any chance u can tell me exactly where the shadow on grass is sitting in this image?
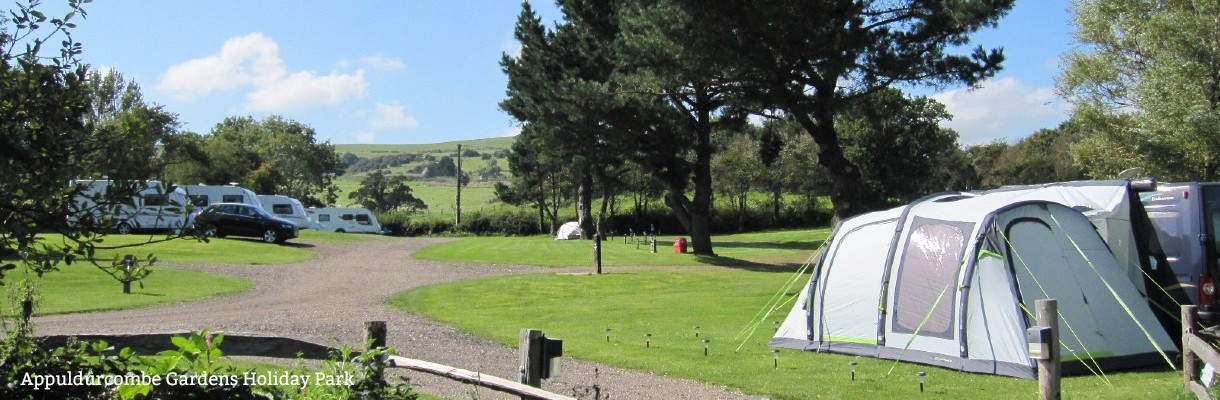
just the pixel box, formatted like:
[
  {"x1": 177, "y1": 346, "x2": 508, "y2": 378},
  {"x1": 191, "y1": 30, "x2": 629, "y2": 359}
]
[
  {"x1": 713, "y1": 240, "x2": 824, "y2": 251},
  {"x1": 691, "y1": 254, "x2": 808, "y2": 273},
  {"x1": 221, "y1": 238, "x2": 316, "y2": 248}
]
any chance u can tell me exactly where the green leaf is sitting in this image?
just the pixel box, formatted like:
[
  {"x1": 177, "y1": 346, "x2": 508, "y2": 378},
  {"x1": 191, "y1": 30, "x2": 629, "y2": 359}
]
[{"x1": 170, "y1": 335, "x2": 197, "y2": 353}]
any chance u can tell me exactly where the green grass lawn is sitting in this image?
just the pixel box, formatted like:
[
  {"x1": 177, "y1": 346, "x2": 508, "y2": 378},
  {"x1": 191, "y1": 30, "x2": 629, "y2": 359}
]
[
  {"x1": 395, "y1": 227, "x2": 1186, "y2": 399},
  {"x1": 413, "y1": 228, "x2": 828, "y2": 267},
  {"x1": 33, "y1": 233, "x2": 315, "y2": 265},
  {"x1": 1, "y1": 265, "x2": 251, "y2": 316}
]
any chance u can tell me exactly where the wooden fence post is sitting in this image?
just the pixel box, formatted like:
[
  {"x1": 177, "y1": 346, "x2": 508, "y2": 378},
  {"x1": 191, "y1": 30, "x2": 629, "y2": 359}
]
[
  {"x1": 594, "y1": 234, "x2": 602, "y2": 275},
  {"x1": 366, "y1": 321, "x2": 387, "y2": 380},
  {"x1": 520, "y1": 328, "x2": 544, "y2": 391},
  {"x1": 1036, "y1": 299, "x2": 1060, "y2": 400},
  {"x1": 1184, "y1": 305, "x2": 1198, "y2": 391}
]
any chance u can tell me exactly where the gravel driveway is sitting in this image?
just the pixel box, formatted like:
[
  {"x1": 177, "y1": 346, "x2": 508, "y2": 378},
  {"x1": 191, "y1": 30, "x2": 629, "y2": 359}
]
[{"x1": 32, "y1": 237, "x2": 751, "y2": 399}]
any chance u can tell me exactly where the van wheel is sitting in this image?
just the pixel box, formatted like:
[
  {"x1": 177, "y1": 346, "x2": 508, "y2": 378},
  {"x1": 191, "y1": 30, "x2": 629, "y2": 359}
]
[
  {"x1": 262, "y1": 229, "x2": 279, "y2": 244},
  {"x1": 115, "y1": 222, "x2": 132, "y2": 235}
]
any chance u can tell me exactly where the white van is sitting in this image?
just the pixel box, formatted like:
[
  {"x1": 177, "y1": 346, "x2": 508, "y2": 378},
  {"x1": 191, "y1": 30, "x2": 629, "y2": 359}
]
[
  {"x1": 68, "y1": 179, "x2": 188, "y2": 234},
  {"x1": 258, "y1": 195, "x2": 315, "y2": 229},
  {"x1": 306, "y1": 207, "x2": 382, "y2": 233}
]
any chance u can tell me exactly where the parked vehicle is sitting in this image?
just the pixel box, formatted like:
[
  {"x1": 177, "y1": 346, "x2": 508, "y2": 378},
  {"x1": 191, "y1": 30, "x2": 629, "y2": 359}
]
[
  {"x1": 180, "y1": 184, "x2": 261, "y2": 226},
  {"x1": 257, "y1": 195, "x2": 315, "y2": 229},
  {"x1": 193, "y1": 203, "x2": 299, "y2": 244},
  {"x1": 68, "y1": 179, "x2": 188, "y2": 234},
  {"x1": 306, "y1": 207, "x2": 382, "y2": 233},
  {"x1": 1140, "y1": 183, "x2": 1220, "y2": 313}
]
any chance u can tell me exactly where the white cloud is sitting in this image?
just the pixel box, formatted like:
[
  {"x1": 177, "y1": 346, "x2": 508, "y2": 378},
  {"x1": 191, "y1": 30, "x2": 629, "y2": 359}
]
[
  {"x1": 502, "y1": 125, "x2": 522, "y2": 137},
  {"x1": 158, "y1": 32, "x2": 368, "y2": 112},
  {"x1": 245, "y1": 70, "x2": 367, "y2": 112},
  {"x1": 369, "y1": 101, "x2": 419, "y2": 129},
  {"x1": 360, "y1": 54, "x2": 404, "y2": 71},
  {"x1": 930, "y1": 77, "x2": 1070, "y2": 146}
]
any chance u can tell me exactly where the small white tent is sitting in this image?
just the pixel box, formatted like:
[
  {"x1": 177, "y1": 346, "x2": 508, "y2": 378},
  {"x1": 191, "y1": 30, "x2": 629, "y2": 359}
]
[
  {"x1": 772, "y1": 191, "x2": 1177, "y2": 378},
  {"x1": 556, "y1": 221, "x2": 582, "y2": 240}
]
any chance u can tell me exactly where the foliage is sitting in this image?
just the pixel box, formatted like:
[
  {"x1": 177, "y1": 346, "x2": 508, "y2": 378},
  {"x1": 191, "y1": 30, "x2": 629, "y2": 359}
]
[
  {"x1": 1060, "y1": 0, "x2": 1220, "y2": 180},
  {"x1": 455, "y1": 208, "x2": 538, "y2": 236},
  {"x1": 345, "y1": 153, "x2": 421, "y2": 174},
  {"x1": 422, "y1": 156, "x2": 457, "y2": 179},
  {"x1": 0, "y1": 328, "x2": 416, "y2": 399},
  {"x1": 348, "y1": 170, "x2": 426, "y2": 213},
  {"x1": 970, "y1": 121, "x2": 1087, "y2": 187},
  {"x1": 664, "y1": 0, "x2": 1012, "y2": 220},
  {"x1": 79, "y1": 69, "x2": 182, "y2": 182},
  {"x1": 376, "y1": 211, "x2": 454, "y2": 236},
  {"x1": 167, "y1": 116, "x2": 344, "y2": 206},
  {"x1": 712, "y1": 134, "x2": 764, "y2": 231}
]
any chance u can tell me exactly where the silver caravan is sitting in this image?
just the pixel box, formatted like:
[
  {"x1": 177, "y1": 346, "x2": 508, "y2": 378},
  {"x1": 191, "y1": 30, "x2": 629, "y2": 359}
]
[
  {"x1": 306, "y1": 207, "x2": 382, "y2": 233},
  {"x1": 258, "y1": 195, "x2": 315, "y2": 229},
  {"x1": 69, "y1": 180, "x2": 188, "y2": 234}
]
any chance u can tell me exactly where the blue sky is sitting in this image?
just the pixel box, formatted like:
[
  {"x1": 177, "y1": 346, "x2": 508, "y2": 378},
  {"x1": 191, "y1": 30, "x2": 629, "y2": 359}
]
[{"x1": 66, "y1": 1, "x2": 1071, "y2": 146}]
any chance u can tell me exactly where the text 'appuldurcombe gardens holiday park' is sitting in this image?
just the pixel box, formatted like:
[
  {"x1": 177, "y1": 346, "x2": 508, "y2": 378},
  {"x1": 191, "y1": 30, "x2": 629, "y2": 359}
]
[{"x1": 4, "y1": 1, "x2": 1220, "y2": 399}]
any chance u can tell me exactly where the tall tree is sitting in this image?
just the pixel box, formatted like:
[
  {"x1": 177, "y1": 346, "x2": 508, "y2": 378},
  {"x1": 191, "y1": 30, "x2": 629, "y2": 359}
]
[
  {"x1": 1060, "y1": 0, "x2": 1220, "y2": 180},
  {"x1": 348, "y1": 170, "x2": 426, "y2": 213},
  {"x1": 669, "y1": 0, "x2": 1012, "y2": 221},
  {"x1": 712, "y1": 134, "x2": 763, "y2": 231},
  {"x1": 79, "y1": 69, "x2": 183, "y2": 181}
]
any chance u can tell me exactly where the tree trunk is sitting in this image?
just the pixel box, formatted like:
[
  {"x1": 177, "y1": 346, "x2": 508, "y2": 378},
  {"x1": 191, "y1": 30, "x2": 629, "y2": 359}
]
[
  {"x1": 576, "y1": 168, "x2": 594, "y2": 239},
  {"x1": 792, "y1": 92, "x2": 865, "y2": 224},
  {"x1": 596, "y1": 190, "x2": 611, "y2": 239},
  {"x1": 772, "y1": 190, "x2": 781, "y2": 224}
]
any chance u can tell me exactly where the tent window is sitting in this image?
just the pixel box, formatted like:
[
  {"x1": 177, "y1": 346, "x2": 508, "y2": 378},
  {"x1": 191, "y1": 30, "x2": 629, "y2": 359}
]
[{"x1": 891, "y1": 217, "x2": 974, "y2": 339}]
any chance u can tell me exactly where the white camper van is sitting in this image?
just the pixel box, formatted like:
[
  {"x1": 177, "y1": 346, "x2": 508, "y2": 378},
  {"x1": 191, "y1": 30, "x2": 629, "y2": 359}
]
[
  {"x1": 306, "y1": 207, "x2": 382, "y2": 233},
  {"x1": 258, "y1": 195, "x2": 315, "y2": 229},
  {"x1": 68, "y1": 179, "x2": 188, "y2": 234}
]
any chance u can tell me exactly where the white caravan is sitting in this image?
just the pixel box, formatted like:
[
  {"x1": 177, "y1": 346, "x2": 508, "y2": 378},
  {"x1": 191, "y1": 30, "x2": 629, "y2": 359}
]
[
  {"x1": 306, "y1": 207, "x2": 382, "y2": 233},
  {"x1": 258, "y1": 195, "x2": 315, "y2": 229},
  {"x1": 68, "y1": 179, "x2": 188, "y2": 234},
  {"x1": 180, "y1": 184, "x2": 261, "y2": 208}
]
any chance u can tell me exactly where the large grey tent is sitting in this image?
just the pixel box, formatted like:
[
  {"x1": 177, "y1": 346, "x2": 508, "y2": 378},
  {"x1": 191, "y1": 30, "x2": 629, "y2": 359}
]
[{"x1": 772, "y1": 189, "x2": 1178, "y2": 378}]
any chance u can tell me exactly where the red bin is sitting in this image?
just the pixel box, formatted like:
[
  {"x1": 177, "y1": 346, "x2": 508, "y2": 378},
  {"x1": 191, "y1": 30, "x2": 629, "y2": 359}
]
[{"x1": 673, "y1": 237, "x2": 688, "y2": 253}]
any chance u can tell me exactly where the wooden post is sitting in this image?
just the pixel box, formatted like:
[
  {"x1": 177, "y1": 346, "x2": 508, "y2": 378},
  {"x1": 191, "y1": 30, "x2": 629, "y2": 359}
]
[
  {"x1": 1036, "y1": 299, "x2": 1060, "y2": 400},
  {"x1": 1184, "y1": 305, "x2": 1199, "y2": 390},
  {"x1": 122, "y1": 254, "x2": 135, "y2": 294},
  {"x1": 365, "y1": 321, "x2": 387, "y2": 380},
  {"x1": 456, "y1": 144, "x2": 463, "y2": 226},
  {"x1": 594, "y1": 233, "x2": 602, "y2": 274},
  {"x1": 520, "y1": 329, "x2": 544, "y2": 390}
]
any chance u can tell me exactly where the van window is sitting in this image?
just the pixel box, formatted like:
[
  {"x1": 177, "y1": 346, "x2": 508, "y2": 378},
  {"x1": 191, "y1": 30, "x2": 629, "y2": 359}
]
[
  {"x1": 317, "y1": 214, "x2": 330, "y2": 222},
  {"x1": 188, "y1": 195, "x2": 209, "y2": 207},
  {"x1": 222, "y1": 194, "x2": 244, "y2": 203},
  {"x1": 272, "y1": 204, "x2": 293, "y2": 215},
  {"x1": 341, "y1": 214, "x2": 354, "y2": 221},
  {"x1": 356, "y1": 214, "x2": 371, "y2": 225}
]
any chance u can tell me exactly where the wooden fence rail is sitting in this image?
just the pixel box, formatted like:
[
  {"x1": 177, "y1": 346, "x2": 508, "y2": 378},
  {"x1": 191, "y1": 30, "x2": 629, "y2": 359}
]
[
  {"x1": 1183, "y1": 305, "x2": 1220, "y2": 400},
  {"x1": 37, "y1": 324, "x2": 575, "y2": 400}
]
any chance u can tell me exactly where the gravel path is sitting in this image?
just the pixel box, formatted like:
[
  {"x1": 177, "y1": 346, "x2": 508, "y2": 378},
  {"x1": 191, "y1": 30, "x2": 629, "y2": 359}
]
[{"x1": 32, "y1": 237, "x2": 752, "y2": 399}]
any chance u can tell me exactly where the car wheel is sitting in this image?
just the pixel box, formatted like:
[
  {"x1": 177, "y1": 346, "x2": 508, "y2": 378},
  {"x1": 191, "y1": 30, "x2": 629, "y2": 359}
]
[
  {"x1": 262, "y1": 229, "x2": 278, "y2": 244},
  {"x1": 202, "y1": 225, "x2": 218, "y2": 238},
  {"x1": 115, "y1": 222, "x2": 133, "y2": 235}
]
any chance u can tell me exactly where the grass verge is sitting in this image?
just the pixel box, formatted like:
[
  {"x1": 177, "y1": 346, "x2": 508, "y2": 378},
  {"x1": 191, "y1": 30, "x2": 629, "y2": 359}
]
[
  {"x1": 2, "y1": 265, "x2": 251, "y2": 315},
  {"x1": 412, "y1": 228, "x2": 829, "y2": 267}
]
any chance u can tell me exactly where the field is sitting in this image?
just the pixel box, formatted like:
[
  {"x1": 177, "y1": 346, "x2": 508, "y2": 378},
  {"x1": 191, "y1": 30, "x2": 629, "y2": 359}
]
[
  {"x1": 332, "y1": 138, "x2": 510, "y2": 214},
  {"x1": 394, "y1": 228, "x2": 1188, "y2": 400}
]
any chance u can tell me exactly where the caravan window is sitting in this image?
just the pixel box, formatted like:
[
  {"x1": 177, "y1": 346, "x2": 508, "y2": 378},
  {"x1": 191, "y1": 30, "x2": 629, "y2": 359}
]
[
  {"x1": 356, "y1": 214, "x2": 371, "y2": 225},
  {"x1": 188, "y1": 195, "x2": 209, "y2": 207},
  {"x1": 341, "y1": 214, "x2": 354, "y2": 221},
  {"x1": 222, "y1": 194, "x2": 244, "y2": 203},
  {"x1": 272, "y1": 204, "x2": 293, "y2": 215},
  {"x1": 317, "y1": 214, "x2": 330, "y2": 222},
  {"x1": 891, "y1": 217, "x2": 973, "y2": 339},
  {"x1": 143, "y1": 194, "x2": 173, "y2": 206}
]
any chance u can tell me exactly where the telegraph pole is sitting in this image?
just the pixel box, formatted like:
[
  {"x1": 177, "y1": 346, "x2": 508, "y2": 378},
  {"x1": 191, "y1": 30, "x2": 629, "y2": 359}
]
[{"x1": 456, "y1": 144, "x2": 463, "y2": 225}]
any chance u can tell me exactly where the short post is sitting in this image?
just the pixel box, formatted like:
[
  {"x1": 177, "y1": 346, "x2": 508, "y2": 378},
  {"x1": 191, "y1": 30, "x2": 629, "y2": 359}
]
[
  {"x1": 365, "y1": 321, "x2": 387, "y2": 380},
  {"x1": 593, "y1": 233, "x2": 602, "y2": 275},
  {"x1": 520, "y1": 329, "x2": 544, "y2": 388},
  {"x1": 122, "y1": 254, "x2": 135, "y2": 294},
  {"x1": 650, "y1": 237, "x2": 657, "y2": 253},
  {"x1": 1184, "y1": 305, "x2": 1199, "y2": 390},
  {"x1": 1035, "y1": 299, "x2": 1060, "y2": 400}
]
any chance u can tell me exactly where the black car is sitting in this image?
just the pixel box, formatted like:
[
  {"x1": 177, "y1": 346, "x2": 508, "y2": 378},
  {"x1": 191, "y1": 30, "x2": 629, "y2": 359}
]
[{"x1": 193, "y1": 203, "x2": 299, "y2": 244}]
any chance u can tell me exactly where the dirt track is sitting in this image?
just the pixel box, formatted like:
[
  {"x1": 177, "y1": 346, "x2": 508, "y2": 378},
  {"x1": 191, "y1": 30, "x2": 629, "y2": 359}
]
[{"x1": 32, "y1": 237, "x2": 751, "y2": 399}]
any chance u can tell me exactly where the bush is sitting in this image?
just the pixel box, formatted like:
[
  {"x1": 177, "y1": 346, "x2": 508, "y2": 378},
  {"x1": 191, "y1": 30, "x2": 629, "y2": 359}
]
[{"x1": 456, "y1": 208, "x2": 539, "y2": 236}]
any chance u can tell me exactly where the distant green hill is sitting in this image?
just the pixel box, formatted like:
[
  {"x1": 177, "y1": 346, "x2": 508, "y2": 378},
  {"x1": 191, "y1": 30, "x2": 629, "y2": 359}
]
[{"x1": 335, "y1": 137, "x2": 514, "y2": 158}]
